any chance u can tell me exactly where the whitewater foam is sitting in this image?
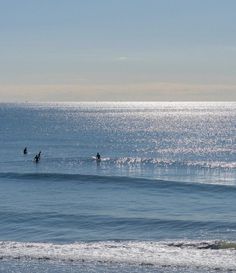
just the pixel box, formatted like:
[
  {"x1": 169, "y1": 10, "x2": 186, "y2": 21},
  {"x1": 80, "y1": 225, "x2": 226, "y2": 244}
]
[{"x1": 0, "y1": 241, "x2": 235, "y2": 271}]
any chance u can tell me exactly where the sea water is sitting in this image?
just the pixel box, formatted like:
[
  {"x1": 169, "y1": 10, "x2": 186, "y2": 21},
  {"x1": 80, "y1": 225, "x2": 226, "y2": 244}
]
[{"x1": 0, "y1": 102, "x2": 235, "y2": 272}]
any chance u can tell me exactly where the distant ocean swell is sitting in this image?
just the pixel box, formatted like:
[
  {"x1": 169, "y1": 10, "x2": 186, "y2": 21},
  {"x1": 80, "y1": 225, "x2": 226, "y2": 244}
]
[{"x1": 0, "y1": 240, "x2": 236, "y2": 271}]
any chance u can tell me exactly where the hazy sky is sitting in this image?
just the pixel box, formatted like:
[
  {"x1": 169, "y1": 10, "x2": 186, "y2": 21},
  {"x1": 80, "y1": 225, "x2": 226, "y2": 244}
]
[{"x1": 0, "y1": 0, "x2": 236, "y2": 101}]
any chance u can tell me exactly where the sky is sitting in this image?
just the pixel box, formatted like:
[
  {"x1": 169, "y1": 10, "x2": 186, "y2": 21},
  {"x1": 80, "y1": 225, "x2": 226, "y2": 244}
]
[{"x1": 0, "y1": 0, "x2": 236, "y2": 101}]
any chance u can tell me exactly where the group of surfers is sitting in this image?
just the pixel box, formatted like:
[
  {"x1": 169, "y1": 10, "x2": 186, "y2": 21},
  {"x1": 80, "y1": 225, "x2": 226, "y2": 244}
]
[
  {"x1": 23, "y1": 147, "x2": 41, "y2": 163},
  {"x1": 23, "y1": 147, "x2": 101, "y2": 163}
]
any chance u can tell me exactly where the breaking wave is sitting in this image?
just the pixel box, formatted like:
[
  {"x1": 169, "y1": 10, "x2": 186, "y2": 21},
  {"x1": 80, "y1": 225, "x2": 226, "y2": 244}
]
[{"x1": 0, "y1": 240, "x2": 236, "y2": 271}]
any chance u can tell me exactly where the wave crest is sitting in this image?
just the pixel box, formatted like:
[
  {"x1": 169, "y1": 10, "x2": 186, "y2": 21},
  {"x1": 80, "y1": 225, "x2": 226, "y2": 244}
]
[{"x1": 106, "y1": 157, "x2": 236, "y2": 169}]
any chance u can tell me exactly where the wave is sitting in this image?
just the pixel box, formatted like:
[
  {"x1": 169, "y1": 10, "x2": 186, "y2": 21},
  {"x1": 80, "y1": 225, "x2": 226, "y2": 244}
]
[
  {"x1": 50, "y1": 156, "x2": 236, "y2": 170},
  {"x1": 0, "y1": 240, "x2": 235, "y2": 270},
  {"x1": 0, "y1": 171, "x2": 151, "y2": 183},
  {"x1": 1, "y1": 172, "x2": 236, "y2": 192},
  {"x1": 108, "y1": 157, "x2": 236, "y2": 170},
  {"x1": 2, "y1": 156, "x2": 235, "y2": 170},
  {"x1": 1, "y1": 171, "x2": 236, "y2": 191}
]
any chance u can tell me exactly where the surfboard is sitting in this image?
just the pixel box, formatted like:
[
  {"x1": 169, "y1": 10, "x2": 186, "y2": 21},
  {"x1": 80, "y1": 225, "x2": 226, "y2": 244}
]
[{"x1": 92, "y1": 156, "x2": 101, "y2": 162}]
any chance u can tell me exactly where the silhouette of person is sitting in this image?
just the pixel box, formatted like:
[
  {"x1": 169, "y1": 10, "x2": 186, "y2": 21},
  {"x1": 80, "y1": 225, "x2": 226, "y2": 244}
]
[
  {"x1": 23, "y1": 147, "x2": 27, "y2": 154},
  {"x1": 96, "y1": 153, "x2": 101, "y2": 160},
  {"x1": 38, "y1": 151, "x2": 41, "y2": 159},
  {"x1": 34, "y1": 154, "x2": 39, "y2": 163}
]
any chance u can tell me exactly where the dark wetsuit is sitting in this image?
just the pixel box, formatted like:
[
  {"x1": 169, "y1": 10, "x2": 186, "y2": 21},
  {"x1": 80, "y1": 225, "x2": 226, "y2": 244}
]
[{"x1": 34, "y1": 155, "x2": 39, "y2": 163}]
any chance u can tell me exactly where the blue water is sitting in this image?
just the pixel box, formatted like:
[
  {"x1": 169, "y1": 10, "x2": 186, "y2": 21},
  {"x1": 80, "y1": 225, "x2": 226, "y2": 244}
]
[{"x1": 0, "y1": 102, "x2": 235, "y2": 272}]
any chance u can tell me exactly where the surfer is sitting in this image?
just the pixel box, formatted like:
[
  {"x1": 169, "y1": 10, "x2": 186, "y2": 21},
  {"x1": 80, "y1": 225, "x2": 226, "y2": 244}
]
[
  {"x1": 96, "y1": 152, "x2": 101, "y2": 161},
  {"x1": 34, "y1": 154, "x2": 39, "y2": 163},
  {"x1": 23, "y1": 147, "x2": 27, "y2": 154},
  {"x1": 34, "y1": 151, "x2": 41, "y2": 163}
]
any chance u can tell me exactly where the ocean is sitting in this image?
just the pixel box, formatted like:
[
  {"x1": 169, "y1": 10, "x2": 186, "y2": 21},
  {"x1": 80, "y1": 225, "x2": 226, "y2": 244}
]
[{"x1": 0, "y1": 102, "x2": 235, "y2": 272}]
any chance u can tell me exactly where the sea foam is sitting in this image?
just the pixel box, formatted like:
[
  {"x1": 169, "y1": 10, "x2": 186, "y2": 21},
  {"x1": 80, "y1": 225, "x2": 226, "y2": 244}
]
[{"x1": 0, "y1": 240, "x2": 236, "y2": 271}]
